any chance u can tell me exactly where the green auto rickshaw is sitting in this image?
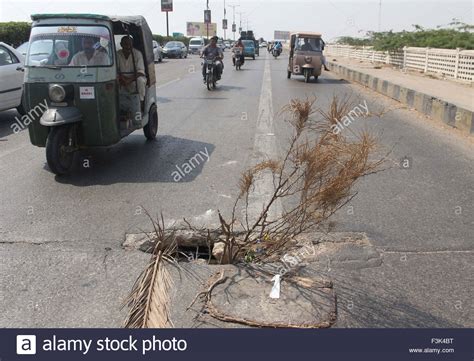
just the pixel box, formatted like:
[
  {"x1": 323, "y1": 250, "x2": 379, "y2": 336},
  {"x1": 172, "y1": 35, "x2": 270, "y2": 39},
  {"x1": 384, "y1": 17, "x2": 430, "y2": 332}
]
[{"x1": 23, "y1": 14, "x2": 158, "y2": 175}]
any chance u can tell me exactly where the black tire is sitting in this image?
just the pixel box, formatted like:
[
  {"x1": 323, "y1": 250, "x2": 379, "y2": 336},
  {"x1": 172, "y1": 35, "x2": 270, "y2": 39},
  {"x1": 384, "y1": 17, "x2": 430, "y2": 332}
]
[
  {"x1": 314, "y1": 76, "x2": 319, "y2": 82},
  {"x1": 304, "y1": 70, "x2": 311, "y2": 83},
  {"x1": 253, "y1": 55, "x2": 255, "y2": 60},
  {"x1": 287, "y1": 71, "x2": 291, "y2": 79},
  {"x1": 46, "y1": 126, "x2": 74, "y2": 175},
  {"x1": 144, "y1": 104, "x2": 158, "y2": 140},
  {"x1": 158, "y1": 56, "x2": 162, "y2": 63},
  {"x1": 16, "y1": 98, "x2": 26, "y2": 116},
  {"x1": 207, "y1": 72, "x2": 212, "y2": 91}
]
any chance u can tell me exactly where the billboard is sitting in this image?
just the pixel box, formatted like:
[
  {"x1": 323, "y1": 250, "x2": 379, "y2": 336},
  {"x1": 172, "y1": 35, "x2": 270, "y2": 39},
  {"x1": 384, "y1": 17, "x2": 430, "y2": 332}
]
[
  {"x1": 274, "y1": 30, "x2": 291, "y2": 41},
  {"x1": 161, "y1": 0, "x2": 173, "y2": 12},
  {"x1": 187, "y1": 22, "x2": 217, "y2": 37}
]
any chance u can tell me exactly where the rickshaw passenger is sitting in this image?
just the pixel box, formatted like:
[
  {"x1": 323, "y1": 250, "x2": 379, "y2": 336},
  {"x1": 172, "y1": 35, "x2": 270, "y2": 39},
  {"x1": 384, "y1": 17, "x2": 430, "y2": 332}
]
[
  {"x1": 70, "y1": 37, "x2": 109, "y2": 66},
  {"x1": 117, "y1": 36, "x2": 147, "y2": 103}
]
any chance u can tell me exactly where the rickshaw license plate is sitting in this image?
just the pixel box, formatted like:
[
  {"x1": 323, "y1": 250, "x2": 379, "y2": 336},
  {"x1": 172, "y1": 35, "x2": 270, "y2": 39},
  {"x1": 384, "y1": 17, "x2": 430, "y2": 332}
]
[{"x1": 80, "y1": 87, "x2": 95, "y2": 99}]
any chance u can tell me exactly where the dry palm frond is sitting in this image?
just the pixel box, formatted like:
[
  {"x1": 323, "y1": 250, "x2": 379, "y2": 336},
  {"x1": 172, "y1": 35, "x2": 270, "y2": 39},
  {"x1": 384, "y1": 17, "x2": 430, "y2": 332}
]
[
  {"x1": 122, "y1": 247, "x2": 173, "y2": 328},
  {"x1": 123, "y1": 214, "x2": 176, "y2": 328}
]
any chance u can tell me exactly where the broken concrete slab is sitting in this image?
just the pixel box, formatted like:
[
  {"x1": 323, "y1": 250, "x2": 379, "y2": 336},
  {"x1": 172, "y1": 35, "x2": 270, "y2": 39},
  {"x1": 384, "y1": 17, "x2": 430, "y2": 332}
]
[{"x1": 207, "y1": 267, "x2": 336, "y2": 328}]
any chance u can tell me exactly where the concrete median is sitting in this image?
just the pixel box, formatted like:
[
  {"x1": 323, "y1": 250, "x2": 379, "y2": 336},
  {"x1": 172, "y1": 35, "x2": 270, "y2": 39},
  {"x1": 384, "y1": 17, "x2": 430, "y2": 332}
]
[{"x1": 328, "y1": 62, "x2": 474, "y2": 136}]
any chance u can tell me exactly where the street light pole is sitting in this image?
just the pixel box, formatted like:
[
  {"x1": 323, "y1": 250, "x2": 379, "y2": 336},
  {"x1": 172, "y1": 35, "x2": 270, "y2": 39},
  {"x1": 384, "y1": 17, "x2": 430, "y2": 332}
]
[
  {"x1": 223, "y1": 0, "x2": 226, "y2": 40},
  {"x1": 206, "y1": 0, "x2": 210, "y2": 40},
  {"x1": 378, "y1": 0, "x2": 382, "y2": 32},
  {"x1": 228, "y1": 4, "x2": 240, "y2": 41}
]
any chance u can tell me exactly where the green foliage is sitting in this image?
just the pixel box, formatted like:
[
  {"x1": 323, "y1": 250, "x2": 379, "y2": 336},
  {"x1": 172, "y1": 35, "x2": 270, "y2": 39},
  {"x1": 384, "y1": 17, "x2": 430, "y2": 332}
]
[
  {"x1": 0, "y1": 22, "x2": 31, "y2": 47},
  {"x1": 336, "y1": 24, "x2": 474, "y2": 51}
]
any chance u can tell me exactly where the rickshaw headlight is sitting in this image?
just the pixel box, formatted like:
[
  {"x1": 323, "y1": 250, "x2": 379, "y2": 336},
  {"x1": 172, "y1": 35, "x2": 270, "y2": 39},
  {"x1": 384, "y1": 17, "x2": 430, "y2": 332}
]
[
  {"x1": 305, "y1": 56, "x2": 312, "y2": 64},
  {"x1": 49, "y1": 84, "x2": 66, "y2": 103}
]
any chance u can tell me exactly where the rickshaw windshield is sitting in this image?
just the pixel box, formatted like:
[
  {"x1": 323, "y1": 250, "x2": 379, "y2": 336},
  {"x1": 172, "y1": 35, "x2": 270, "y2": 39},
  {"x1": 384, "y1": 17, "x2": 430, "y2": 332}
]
[
  {"x1": 26, "y1": 25, "x2": 113, "y2": 67},
  {"x1": 295, "y1": 37, "x2": 323, "y2": 52}
]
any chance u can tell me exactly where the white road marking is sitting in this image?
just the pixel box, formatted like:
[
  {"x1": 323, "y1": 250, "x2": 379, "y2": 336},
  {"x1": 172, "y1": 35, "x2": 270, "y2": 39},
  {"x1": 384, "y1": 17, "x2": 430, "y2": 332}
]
[
  {"x1": 157, "y1": 78, "x2": 181, "y2": 89},
  {"x1": 221, "y1": 160, "x2": 239, "y2": 166},
  {"x1": 247, "y1": 54, "x2": 282, "y2": 222}
]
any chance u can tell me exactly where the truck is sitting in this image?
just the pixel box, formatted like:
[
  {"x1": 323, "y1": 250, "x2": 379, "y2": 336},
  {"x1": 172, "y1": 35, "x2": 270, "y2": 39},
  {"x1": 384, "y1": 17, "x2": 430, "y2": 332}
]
[{"x1": 240, "y1": 31, "x2": 259, "y2": 56}]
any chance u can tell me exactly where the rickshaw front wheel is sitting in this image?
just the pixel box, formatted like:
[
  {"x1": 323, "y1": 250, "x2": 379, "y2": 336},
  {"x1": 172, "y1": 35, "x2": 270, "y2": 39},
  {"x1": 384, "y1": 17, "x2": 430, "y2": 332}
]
[
  {"x1": 287, "y1": 71, "x2": 291, "y2": 79},
  {"x1": 144, "y1": 105, "x2": 158, "y2": 140},
  {"x1": 46, "y1": 126, "x2": 75, "y2": 175}
]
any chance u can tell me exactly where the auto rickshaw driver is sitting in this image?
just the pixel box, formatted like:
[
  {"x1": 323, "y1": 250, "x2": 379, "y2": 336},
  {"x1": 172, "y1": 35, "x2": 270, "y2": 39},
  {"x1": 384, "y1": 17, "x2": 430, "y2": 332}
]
[
  {"x1": 69, "y1": 36, "x2": 109, "y2": 66},
  {"x1": 298, "y1": 37, "x2": 329, "y2": 71}
]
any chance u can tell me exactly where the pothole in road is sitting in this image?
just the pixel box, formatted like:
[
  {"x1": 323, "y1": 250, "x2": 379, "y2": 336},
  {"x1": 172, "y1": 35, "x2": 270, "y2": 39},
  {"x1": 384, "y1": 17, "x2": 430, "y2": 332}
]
[
  {"x1": 123, "y1": 230, "x2": 382, "y2": 269},
  {"x1": 122, "y1": 229, "x2": 382, "y2": 328}
]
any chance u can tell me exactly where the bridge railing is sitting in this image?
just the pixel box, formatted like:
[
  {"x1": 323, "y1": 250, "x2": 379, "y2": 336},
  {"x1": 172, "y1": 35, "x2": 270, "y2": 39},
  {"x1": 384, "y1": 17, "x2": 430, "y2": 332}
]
[{"x1": 325, "y1": 44, "x2": 474, "y2": 82}]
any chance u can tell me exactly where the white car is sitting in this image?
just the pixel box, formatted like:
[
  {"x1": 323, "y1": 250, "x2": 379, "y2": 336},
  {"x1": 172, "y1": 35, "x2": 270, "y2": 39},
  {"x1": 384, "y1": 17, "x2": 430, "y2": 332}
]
[{"x1": 0, "y1": 42, "x2": 25, "y2": 114}]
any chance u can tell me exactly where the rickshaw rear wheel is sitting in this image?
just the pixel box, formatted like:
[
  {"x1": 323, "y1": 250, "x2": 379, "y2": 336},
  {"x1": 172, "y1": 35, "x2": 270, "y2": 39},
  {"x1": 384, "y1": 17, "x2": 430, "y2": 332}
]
[
  {"x1": 46, "y1": 126, "x2": 74, "y2": 175},
  {"x1": 314, "y1": 75, "x2": 319, "y2": 82},
  {"x1": 304, "y1": 69, "x2": 311, "y2": 83},
  {"x1": 287, "y1": 71, "x2": 291, "y2": 79},
  {"x1": 144, "y1": 105, "x2": 158, "y2": 140}
]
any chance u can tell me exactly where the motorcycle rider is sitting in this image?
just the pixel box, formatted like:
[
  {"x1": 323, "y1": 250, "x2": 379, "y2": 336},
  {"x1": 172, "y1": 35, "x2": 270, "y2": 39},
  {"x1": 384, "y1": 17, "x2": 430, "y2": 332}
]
[
  {"x1": 273, "y1": 41, "x2": 283, "y2": 56},
  {"x1": 232, "y1": 39, "x2": 245, "y2": 67},
  {"x1": 201, "y1": 36, "x2": 224, "y2": 82}
]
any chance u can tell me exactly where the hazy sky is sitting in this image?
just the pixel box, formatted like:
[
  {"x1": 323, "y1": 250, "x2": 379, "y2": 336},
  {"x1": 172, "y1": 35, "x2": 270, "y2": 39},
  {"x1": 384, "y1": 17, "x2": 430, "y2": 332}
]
[{"x1": 0, "y1": 0, "x2": 472, "y2": 41}]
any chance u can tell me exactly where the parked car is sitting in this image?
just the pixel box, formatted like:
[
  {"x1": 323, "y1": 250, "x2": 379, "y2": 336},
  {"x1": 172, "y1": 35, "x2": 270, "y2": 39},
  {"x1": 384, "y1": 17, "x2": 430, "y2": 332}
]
[
  {"x1": 0, "y1": 42, "x2": 25, "y2": 114},
  {"x1": 242, "y1": 40, "x2": 256, "y2": 60},
  {"x1": 162, "y1": 41, "x2": 188, "y2": 58},
  {"x1": 188, "y1": 37, "x2": 205, "y2": 55},
  {"x1": 152, "y1": 40, "x2": 163, "y2": 62}
]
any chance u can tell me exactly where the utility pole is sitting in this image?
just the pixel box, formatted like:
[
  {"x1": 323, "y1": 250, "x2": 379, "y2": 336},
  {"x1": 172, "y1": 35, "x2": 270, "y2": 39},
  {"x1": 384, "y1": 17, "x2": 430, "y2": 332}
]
[
  {"x1": 228, "y1": 4, "x2": 240, "y2": 41},
  {"x1": 166, "y1": 12, "x2": 169, "y2": 37},
  {"x1": 223, "y1": 0, "x2": 226, "y2": 40},
  {"x1": 378, "y1": 0, "x2": 382, "y2": 32},
  {"x1": 206, "y1": 0, "x2": 210, "y2": 40},
  {"x1": 238, "y1": 11, "x2": 244, "y2": 34}
]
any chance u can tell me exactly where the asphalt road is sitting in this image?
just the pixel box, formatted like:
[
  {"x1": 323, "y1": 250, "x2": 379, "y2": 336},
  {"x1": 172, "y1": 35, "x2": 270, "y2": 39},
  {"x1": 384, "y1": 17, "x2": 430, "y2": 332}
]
[{"x1": 0, "y1": 50, "x2": 472, "y2": 327}]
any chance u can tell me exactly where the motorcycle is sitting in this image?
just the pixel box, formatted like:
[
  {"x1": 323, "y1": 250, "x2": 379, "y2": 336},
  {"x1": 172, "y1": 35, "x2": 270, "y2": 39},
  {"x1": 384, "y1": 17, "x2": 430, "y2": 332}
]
[
  {"x1": 233, "y1": 48, "x2": 243, "y2": 70},
  {"x1": 272, "y1": 47, "x2": 282, "y2": 58},
  {"x1": 203, "y1": 58, "x2": 218, "y2": 90}
]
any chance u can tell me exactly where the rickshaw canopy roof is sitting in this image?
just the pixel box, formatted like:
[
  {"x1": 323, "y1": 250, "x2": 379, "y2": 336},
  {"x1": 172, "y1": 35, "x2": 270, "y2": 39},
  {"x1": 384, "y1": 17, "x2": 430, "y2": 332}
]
[
  {"x1": 31, "y1": 14, "x2": 149, "y2": 27},
  {"x1": 291, "y1": 32, "x2": 322, "y2": 38}
]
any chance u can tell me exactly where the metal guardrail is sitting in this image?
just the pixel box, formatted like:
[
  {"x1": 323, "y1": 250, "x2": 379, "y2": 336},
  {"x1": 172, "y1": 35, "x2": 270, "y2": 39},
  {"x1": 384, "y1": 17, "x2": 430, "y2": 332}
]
[{"x1": 326, "y1": 45, "x2": 474, "y2": 82}]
